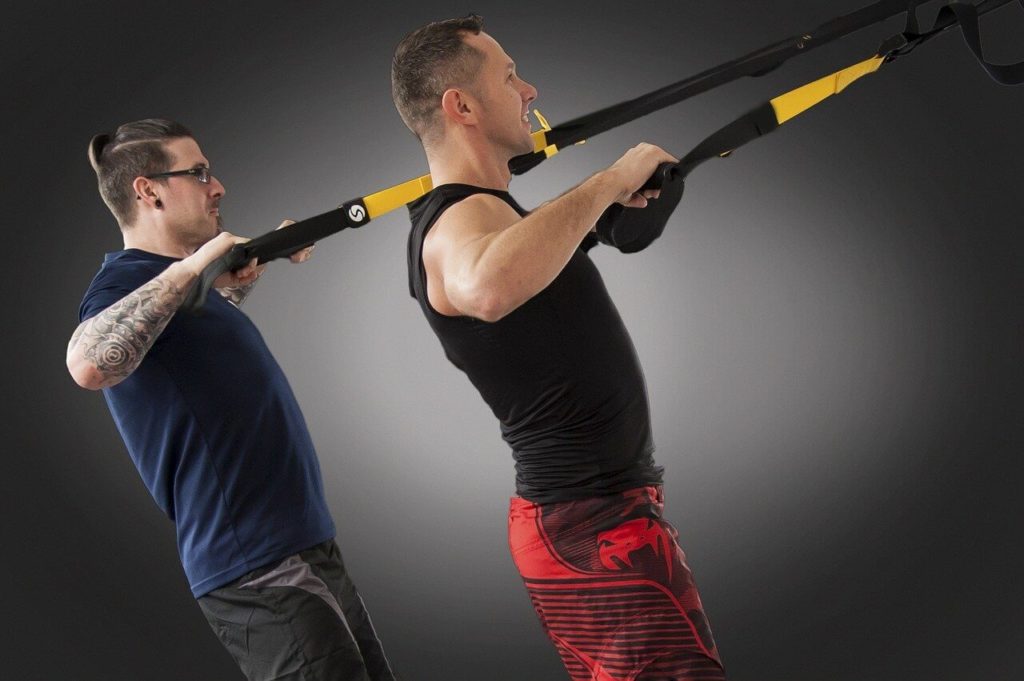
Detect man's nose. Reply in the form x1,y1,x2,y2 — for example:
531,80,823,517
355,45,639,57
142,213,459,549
210,175,226,197
521,78,538,105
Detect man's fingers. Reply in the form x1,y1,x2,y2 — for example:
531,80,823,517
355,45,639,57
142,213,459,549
621,193,649,209
289,243,315,263
276,219,296,230
232,257,264,281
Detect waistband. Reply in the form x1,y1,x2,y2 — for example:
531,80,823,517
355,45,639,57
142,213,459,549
508,484,664,519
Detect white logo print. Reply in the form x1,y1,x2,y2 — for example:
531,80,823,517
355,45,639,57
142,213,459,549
348,204,366,222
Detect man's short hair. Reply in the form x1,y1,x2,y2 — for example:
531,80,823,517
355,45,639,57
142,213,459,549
391,15,485,143
87,118,193,227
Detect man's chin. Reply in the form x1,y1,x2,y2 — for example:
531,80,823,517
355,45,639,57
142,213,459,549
199,217,225,246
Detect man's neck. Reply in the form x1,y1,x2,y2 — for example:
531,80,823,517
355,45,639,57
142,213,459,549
122,223,196,259
426,131,513,191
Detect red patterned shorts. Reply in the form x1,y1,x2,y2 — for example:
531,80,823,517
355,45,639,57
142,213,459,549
508,486,725,681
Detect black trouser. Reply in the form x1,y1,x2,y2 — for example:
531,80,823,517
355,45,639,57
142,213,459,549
198,540,396,681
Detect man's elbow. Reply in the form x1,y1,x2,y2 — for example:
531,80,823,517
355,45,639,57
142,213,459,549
66,357,108,391
451,282,515,323
472,297,512,323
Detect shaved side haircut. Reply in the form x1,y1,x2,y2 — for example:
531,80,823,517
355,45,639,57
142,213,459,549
391,15,486,144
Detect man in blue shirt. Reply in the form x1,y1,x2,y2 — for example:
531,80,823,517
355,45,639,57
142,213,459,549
66,118,395,681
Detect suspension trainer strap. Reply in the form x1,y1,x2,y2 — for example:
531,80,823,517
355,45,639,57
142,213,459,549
929,0,1024,84
510,0,934,174
645,53,890,191
594,53,890,253
182,175,435,309
639,0,1024,192
183,0,1022,311
517,0,1022,173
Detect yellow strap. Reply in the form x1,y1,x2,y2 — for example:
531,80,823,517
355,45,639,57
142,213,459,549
359,109,589,221
362,110,561,221
363,173,434,219
770,54,885,124
359,58,884,222
531,109,559,158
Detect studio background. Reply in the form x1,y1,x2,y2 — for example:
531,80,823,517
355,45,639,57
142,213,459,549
3,1,1021,680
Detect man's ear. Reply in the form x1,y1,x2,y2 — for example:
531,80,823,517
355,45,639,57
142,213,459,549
132,176,163,209
440,88,477,127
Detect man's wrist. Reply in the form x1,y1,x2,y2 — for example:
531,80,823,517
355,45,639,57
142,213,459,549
585,168,627,206
168,259,202,283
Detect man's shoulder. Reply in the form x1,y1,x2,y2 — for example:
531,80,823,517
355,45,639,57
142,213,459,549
84,252,166,292
78,251,170,321
433,191,521,238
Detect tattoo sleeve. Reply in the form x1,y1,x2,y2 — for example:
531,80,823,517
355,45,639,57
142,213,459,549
216,280,257,307
72,265,192,387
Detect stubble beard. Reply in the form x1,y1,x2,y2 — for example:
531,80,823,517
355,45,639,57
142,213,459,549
193,214,225,250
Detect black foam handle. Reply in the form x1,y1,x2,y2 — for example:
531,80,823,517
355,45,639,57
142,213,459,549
509,150,548,176
640,162,679,192
181,243,251,313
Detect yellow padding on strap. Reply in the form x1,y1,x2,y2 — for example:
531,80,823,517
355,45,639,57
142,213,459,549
771,55,885,124
360,109,572,220
363,173,434,219
531,129,552,154
531,109,559,158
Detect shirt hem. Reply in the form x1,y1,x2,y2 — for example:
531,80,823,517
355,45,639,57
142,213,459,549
189,528,336,598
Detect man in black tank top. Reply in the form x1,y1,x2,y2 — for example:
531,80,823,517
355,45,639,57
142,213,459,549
392,17,726,680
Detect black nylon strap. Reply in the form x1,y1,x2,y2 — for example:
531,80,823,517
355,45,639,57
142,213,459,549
937,0,1024,84
181,206,354,311
905,2,923,33
595,102,779,253
676,103,780,180
510,0,934,175
510,0,1021,175
593,0,1022,254
638,102,780,195
185,0,1022,311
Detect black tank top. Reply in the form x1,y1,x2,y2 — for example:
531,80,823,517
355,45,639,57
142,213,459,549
407,184,663,503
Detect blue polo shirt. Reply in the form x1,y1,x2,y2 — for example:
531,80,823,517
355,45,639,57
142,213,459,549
79,249,335,597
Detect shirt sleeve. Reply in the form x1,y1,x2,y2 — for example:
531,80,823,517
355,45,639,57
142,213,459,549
78,262,165,322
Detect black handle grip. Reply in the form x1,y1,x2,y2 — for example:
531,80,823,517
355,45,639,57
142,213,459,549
509,150,548,176
640,162,679,192
182,243,251,313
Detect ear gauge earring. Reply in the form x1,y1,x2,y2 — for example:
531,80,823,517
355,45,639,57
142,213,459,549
155,199,163,208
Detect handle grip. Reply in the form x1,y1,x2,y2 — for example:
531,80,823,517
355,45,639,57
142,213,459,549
181,243,251,313
640,162,679,192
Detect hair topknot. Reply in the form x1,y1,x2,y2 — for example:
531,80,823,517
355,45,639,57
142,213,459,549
87,133,111,172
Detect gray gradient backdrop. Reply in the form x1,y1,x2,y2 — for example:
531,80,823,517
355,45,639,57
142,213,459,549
3,1,1022,679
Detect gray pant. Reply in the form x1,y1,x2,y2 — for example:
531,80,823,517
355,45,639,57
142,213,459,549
198,540,396,681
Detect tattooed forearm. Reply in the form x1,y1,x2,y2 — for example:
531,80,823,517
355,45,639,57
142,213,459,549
72,269,190,387
217,280,256,307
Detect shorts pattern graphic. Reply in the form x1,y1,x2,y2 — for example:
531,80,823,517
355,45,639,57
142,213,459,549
509,486,725,681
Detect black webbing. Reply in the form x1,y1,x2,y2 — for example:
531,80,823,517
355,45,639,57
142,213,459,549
929,1,1024,84
509,0,936,175
182,205,353,310
611,0,1023,245
184,0,1023,311
509,0,1022,175
612,0,1024,206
